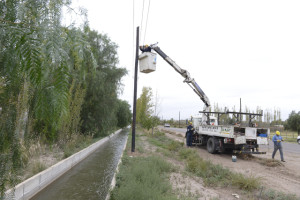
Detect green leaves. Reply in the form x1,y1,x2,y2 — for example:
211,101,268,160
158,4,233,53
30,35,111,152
16,31,42,85
286,111,300,132
136,87,160,130
0,1,131,196
116,100,132,128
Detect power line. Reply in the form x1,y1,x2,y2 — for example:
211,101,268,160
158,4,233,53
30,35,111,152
140,0,145,44
143,0,151,45
132,0,135,76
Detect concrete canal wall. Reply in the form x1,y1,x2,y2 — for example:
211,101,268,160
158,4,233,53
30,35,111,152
105,131,128,200
5,129,122,200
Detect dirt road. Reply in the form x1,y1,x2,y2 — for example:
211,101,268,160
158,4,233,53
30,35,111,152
160,127,300,198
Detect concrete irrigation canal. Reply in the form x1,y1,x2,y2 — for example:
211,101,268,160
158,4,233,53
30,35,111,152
30,129,128,200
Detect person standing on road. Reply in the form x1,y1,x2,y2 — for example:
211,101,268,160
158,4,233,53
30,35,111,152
272,131,285,162
185,122,194,147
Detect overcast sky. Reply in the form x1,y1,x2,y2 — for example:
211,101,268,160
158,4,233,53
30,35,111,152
68,0,300,121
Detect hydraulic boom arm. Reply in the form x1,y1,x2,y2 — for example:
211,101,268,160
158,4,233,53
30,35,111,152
140,43,211,123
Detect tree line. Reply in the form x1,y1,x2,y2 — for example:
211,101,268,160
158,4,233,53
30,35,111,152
0,0,131,197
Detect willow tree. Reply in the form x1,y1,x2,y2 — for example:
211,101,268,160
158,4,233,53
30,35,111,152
80,28,127,137
0,1,130,196
0,0,86,196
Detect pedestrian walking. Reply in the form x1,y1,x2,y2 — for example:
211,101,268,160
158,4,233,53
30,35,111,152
272,131,285,162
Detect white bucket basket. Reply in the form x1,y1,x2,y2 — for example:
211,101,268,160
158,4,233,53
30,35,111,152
138,52,157,73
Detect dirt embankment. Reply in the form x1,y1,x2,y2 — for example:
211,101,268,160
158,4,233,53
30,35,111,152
161,128,300,198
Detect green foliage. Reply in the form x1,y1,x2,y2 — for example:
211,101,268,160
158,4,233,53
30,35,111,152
167,140,183,152
0,0,130,196
136,87,160,130
184,151,259,190
80,28,127,137
0,104,21,198
142,115,159,131
178,148,197,160
30,161,46,176
285,111,300,132
62,133,93,159
231,173,260,191
150,132,261,192
116,100,132,128
111,156,177,200
59,80,86,142
136,87,153,124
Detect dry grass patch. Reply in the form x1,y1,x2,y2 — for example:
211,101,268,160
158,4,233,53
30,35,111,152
256,158,283,167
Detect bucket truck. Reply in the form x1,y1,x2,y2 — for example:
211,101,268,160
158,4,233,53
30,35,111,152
139,43,269,154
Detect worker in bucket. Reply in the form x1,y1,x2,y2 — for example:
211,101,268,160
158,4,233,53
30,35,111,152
272,131,285,162
140,44,152,52
185,121,194,147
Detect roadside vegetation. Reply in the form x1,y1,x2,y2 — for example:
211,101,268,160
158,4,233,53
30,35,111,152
148,131,261,191
111,128,298,200
0,1,131,198
111,155,178,200
110,129,179,200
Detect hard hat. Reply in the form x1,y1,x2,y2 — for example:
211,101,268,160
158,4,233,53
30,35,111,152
189,121,193,125
276,131,280,135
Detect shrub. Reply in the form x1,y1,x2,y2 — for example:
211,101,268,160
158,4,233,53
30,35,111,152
167,141,183,152
178,148,197,160
231,173,260,191
30,161,46,176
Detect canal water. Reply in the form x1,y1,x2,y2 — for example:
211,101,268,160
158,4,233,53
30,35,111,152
31,129,128,200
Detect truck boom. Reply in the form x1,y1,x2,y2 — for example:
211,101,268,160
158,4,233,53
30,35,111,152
140,44,211,123
140,43,269,154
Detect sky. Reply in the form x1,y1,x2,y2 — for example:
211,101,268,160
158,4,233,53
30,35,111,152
66,0,300,121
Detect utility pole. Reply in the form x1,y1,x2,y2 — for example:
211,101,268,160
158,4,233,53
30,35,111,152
131,26,139,152
179,111,180,128
240,98,242,123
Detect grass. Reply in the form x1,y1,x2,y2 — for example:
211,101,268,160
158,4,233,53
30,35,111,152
231,173,260,191
30,161,46,177
111,128,299,200
259,188,298,200
148,132,260,191
184,155,260,191
159,131,299,199
110,155,178,200
110,128,195,200
62,133,95,158
167,140,184,152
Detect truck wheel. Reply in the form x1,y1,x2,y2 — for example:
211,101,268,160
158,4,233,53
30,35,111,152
207,137,217,154
298,139,300,145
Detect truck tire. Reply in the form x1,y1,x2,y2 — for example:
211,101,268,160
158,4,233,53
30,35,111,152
298,139,300,145
207,137,217,154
